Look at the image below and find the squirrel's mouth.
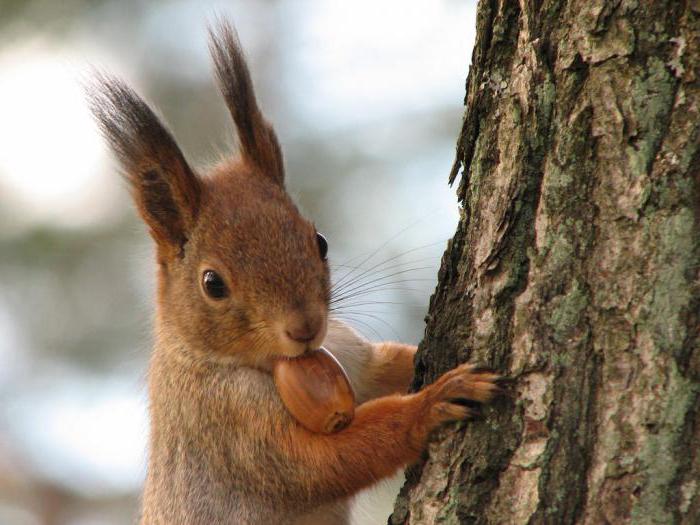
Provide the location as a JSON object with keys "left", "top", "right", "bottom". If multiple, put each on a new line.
{"left": 274, "top": 314, "right": 328, "bottom": 358}
{"left": 274, "top": 340, "right": 323, "bottom": 360}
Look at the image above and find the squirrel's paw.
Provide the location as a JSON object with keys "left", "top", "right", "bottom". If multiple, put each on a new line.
{"left": 410, "top": 364, "right": 502, "bottom": 446}
{"left": 430, "top": 364, "right": 501, "bottom": 406}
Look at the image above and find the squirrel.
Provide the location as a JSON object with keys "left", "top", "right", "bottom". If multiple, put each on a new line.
{"left": 89, "top": 19, "right": 500, "bottom": 525}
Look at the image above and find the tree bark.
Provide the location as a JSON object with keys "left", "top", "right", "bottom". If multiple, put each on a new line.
{"left": 391, "top": 1, "right": 700, "bottom": 523}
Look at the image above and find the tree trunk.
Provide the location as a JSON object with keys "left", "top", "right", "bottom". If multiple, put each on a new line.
{"left": 391, "top": 1, "right": 700, "bottom": 523}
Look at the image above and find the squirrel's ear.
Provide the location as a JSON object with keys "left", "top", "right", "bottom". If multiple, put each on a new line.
{"left": 208, "top": 20, "right": 284, "bottom": 185}
{"left": 89, "top": 75, "right": 201, "bottom": 256}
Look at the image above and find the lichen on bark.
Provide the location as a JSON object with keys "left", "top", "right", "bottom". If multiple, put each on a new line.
{"left": 391, "top": 1, "right": 700, "bottom": 523}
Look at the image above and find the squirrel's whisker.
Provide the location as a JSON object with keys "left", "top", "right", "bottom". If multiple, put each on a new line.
{"left": 330, "top": 314, "right": 383, "bottom": 341}
{"left": 332, "top": 268, "right": 434, "bottom": 298}
{"left": 331, "top": 239, "right": 447, "bottom": 291}
{"left": 331, "top": 281, "right": 434, "bottom": 305}
{"left": 330, "top": 259, "right": 437, "bottom": 298}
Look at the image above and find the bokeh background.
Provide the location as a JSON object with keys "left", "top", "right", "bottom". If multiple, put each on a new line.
{"left": 0, "top": 1, "right": 477, "bottom": 523}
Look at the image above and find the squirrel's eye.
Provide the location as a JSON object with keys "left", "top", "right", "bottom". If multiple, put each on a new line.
{"left": 202, "top": 270, "right": 228, "bottom": 299}
{"left": 316, "top": 232, "right": 328, "bottom": 261}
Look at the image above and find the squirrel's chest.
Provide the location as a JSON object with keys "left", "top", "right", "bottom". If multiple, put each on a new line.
{"left": 148, "top": 362, "right": 297, "bottom": 502}
{"left": 151, "top": 360, "right": 289, "bottom": 455}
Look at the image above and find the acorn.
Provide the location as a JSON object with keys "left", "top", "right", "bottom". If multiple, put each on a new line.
{"left": 273, "top": 347, "right": 355, "bottom": 434}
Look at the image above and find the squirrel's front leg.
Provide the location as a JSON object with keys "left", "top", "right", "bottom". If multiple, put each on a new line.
{"left": 365, "top": 342, "right": 416, "bottom": 396}
{"left": 277, "top": 364, "right": 499, "bottom": 505}
{"left": 324, "top": 320, "right": 416, "bottom": 402}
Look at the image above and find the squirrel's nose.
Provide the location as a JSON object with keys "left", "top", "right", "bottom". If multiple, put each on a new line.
{"left": 285, "top": 312, "right": 323, "bottom": 345}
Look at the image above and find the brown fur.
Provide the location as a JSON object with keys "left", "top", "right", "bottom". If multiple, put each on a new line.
{"left": 89, "top": 19, "right": 499, "bottom": 524}
{"left": 367, "top": 342, "right": 417, "bottom": 397}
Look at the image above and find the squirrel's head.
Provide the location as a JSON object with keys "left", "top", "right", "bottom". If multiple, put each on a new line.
{"left": 90, "top": 21, "right": 330, "bottom": 367}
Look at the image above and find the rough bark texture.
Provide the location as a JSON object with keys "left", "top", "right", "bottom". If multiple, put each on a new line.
{"left": 391, "top": 1, "right": 700, "bottom": 523}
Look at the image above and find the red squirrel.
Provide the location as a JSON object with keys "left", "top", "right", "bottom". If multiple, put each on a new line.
{"left": 90, "top": 20, "right": 500, "bottom": 525}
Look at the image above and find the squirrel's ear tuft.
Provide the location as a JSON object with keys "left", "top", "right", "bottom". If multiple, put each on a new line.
{"left": 88, "top": 74, "right": 201, "bottom": 256}
{"left": 208, "top": 19, "right": 284, "bottom": 185}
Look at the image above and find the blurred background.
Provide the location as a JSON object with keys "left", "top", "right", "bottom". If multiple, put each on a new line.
{"left": 0, "top": 0, "right": 477, "bottom": 523}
